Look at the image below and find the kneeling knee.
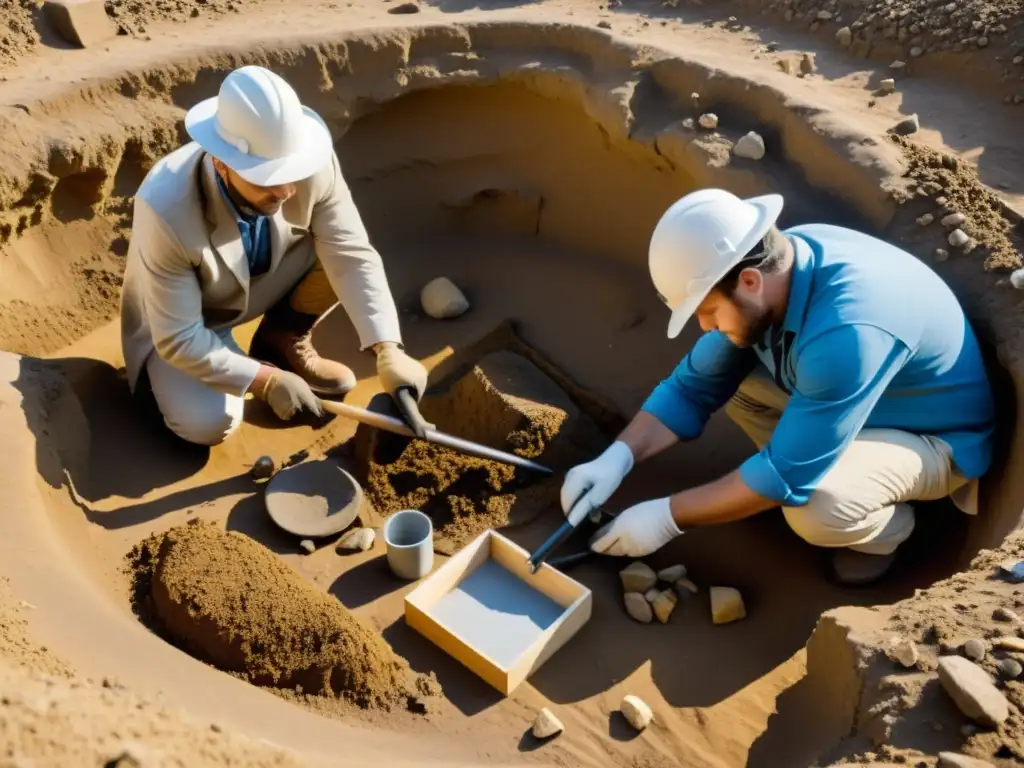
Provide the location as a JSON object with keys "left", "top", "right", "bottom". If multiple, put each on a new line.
{"left": 782, "top": 502, "right": 848, "bottom": 548}
{"left": 167, "top": 411, "right": 241, "bottom": 447}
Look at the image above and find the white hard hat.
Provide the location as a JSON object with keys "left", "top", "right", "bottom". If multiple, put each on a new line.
{"left": 649, "top": 188, "right": 784, "bottom": 339}
{"left": 184, "top": 65, "right": 333, "bottom": 187}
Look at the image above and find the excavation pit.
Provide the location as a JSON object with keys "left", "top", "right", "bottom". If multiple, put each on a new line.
{"left": 1, "top": 19, "right": 1023, "bottom": 768}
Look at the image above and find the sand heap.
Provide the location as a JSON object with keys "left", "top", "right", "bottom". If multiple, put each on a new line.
{"left": 128, "top": 520, "right": 440, "bottom": 712}
{"left": 355, "top": 350, "right": 607, "bottom": 555}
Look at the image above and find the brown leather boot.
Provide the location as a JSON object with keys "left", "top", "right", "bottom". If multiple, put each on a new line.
{"left": 249, "top": 307, "right": 356, "bottom": 397}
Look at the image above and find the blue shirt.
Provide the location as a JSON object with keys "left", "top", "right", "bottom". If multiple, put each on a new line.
{"left": 216, "top": 173, "right": 271, "bottom": 277}
{"left": 641, "top": 223, "right": 995, "bottom": 507}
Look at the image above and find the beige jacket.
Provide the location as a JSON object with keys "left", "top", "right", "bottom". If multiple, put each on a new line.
{"left": 120, "top": 142, "right": 401, "bottom": 396}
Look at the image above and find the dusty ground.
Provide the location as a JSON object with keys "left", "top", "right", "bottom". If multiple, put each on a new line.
{"left": 0, "top": 0, "right": 1022, "bottom": 767}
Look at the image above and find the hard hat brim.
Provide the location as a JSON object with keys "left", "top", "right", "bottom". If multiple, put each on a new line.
{"left": 665, "top": 192, "right": 784, "bottom": 339}
{"left": 184, "top": 97, "right": 334, "bottom": 187}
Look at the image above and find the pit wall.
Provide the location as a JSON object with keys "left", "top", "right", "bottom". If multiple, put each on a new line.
{"left": 0, "top": 21, "right": 1019, "bottom": 554}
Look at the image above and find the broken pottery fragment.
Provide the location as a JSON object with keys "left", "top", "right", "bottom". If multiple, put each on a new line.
{"left": 652, "top": 590, "right": 677, "bottom": 624}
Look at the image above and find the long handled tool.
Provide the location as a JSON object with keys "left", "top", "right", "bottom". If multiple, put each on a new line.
{"left": 318, "top": 392, "right": 553, "bottom": 475}
{"left": 527, "top": 507, "right": 608, "bottom": 573}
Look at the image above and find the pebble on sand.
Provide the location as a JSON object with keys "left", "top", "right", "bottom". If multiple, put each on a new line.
{"left": 733, "top": 132, "right": 766, "bottom": 160}
{"left": 937, "top": 656, "right": 1010, "bottom": 727}
{"left": 941, "top": 212, "right": 966, "bottom": 227}
{"left": 835, "top": 26, "right": 852, "bottom": 46}
{"left": 916, "top": 213, "right": 934, "bottom": 226}
{"left": 937, "top": 752, "right": 997, "bottom": 768}
{"left": 1009, "top": 268, "right": 1024, "bottom": 289}
{"left": 335, "top": 527, "right": 375, "bottom": 553}
{"left": 997, "top": 657, "right": 1022, "bottom": 680}
{"left": 887, "top": 637, "right": 919, "bottom": 668}
{"left": 652, "top": 590, "right": 678, "bottom": 624}
{"left": 644, "top": 588, "right": 662, "bottom": 603}
{"left": 963, "top": 638, "right": 986, "bottom": 662}
{"left": 387, "top": 1, "right": 421, "bottom": 12}
{"left": 880, "top": 78, "right": 896, "bottom": 94}
{"left": 889, "top": 114, "right": 920, "bottom": 136}
{"left": 698, "top": 112, "right": 719, "bottom": 130}
{"left": 675, "top": 577, "right": 699, "bottom": 595}
{"left": 996, "top": 636, "right": 1024, "bottom": 651}
{"left": 948, "top": 229, "right": 970, "bottom": 248}
{"left": 710, "top": 587, "right": 746, "bottom": 625}
{"left": 657, "top": 564, "right": 687, "bottom": 583}
{"left": 624, "top": 592, "right": 653, "bottom": 624}
{"left": 935, "top": 249, "right": 949, "bottom": 263}
{"left": 620, "top": 695, "right": 654, "bottom": 731}
{"left": 532, "top": 708, "right": 565, "bottom": 739}
{"left": 421, "top": 277, "right": 470, "bottom": 319}
{"left": 250, "top": 455, "right": 275, "bottom": 480}
{"left": 299, "top": 539, "right": 316, "bottom": 555}
{"left": 890, "top": 60, "right": 907, "bottom": 70}
{"left": 993, "top": 606, "right": 1021, "bottom": 623}
{"left": 620, "top": 562, "right": 658, "bottom": 593}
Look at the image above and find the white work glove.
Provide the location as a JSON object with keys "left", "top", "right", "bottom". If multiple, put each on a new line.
{"left": 589, "top": 497, "right": 682, "bottom": 557}
{"left": 560, "top": 441, "right": 635, "bottom": 526}
{"left": 260, "top": 369, "right": 324, "bottom": 421}
{"left": 375, "top": 342, "right": 429, "bottom": 400}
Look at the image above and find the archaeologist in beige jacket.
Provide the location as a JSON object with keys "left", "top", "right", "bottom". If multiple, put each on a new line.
{"left": 120, "top": 65, "right": 428, "bottom": 446}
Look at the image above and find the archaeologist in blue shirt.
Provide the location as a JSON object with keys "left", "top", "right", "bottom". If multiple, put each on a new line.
{"left": 560, "top": 188, "right": 996, "bottom": 585}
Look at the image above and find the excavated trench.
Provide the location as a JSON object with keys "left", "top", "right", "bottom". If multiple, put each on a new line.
{"left": 1, "top": 20, "right": 1023, "bottom": 768}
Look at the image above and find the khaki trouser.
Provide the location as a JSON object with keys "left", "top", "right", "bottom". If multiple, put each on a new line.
{"left": 725, "top": 366, "right": 975, "bottom": 556}
{"left": 144, "top": 263, "right": 337, "bottom": 446}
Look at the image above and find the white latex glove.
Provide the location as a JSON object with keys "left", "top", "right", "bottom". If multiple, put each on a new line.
{"left": 375, "top": 342, "right": 429, "bottom": 400}
{"left": 560, "top": 441, "right": 635, "bottom": 526}
{"left": 588, "top": 497, "right": 682, "bottom": 557}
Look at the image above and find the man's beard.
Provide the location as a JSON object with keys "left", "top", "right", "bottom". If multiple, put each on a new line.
{"left": 731, "top": 300, "right": 773, "bottom": 348}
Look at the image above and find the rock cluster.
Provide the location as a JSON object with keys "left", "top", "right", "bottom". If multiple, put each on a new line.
{"left": 619, "top": 561, "right": 745, "bottom": 626}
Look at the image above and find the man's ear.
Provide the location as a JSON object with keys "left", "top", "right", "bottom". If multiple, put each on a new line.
{"left": 737, "top": 267, "right": 764, "bottom": 295}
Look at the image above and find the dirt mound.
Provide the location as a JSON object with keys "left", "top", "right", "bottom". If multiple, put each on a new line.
{"left": 0, "top": 2, "right": 39, "bottom": 69}
{"left": 104, "top": 0, "right": 259, "bottom": 36}
{"left": 356, "top": 350, "right": 607, "bottom": 554}
{"left": 127, "top": 520, "right": 441, "bottom": 712}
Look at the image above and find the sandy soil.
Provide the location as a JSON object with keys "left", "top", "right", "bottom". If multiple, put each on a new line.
{"left": 0, "top": 1, "right": 1023, "bottom": 767}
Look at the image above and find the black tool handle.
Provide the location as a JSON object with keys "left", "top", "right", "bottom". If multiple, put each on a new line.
{"left": 394, "top": 386, "right": 433, "bottom": 439}
{"left": 527, "top": 518, "right": 576, "bottom": 572}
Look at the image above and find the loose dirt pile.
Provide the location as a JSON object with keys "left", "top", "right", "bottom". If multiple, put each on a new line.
{"left": 127, "top": 520, "right": 441, "bottom": 712}
{"left": 104, "top": 0, "right": 260, "bottom": 36}
{"left": 356, "top": 350, "right": 607, "bottom": 555}
{"left": 0, "top": 2, "right": 40, "bottom": 69}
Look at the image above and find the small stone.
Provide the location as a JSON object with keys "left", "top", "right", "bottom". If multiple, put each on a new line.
{"left": 948, "top": 229, "right": 969, "bottom": 247}
{"left": 941, "top": 212, "right": 966, "bottom": 227}
{"left": 890, "top": 114, "right": 920, "bottom": 135}
{"left": 644, "top": 588, "right": 661, "bottom": 603}
{"left": 817, "top": 9, "right": 832, "bottom": 20}
{"left": 420, "top": 277, "right": 469, "bottom": 319}
{"left": 1008, "top": 269, "right": 1024, "bottom": 289}
{"left": 620, "top": 694, "right": 654, "bottom": 731}
{"left": 698, "top": 112, "right": 719, "bottom": 130}
{"left": 596, "top": 20, "right": 612, "bottom": 29}
{"left": 935, "top": 248, "right": 949, "bottom": 262}
{"left": 890, "top": 60, "right": 907, "bottom": 70}
{"left": 996, "top": 636, "right": 1024, "bottom": 651}
{"left": 994, "top": 607, "right": 1020, "bottom": 623}
{"left": 690, "top": 92, "right": 700, "bottom": 101}
{"left": 652, "top": 590, "right": 678, "bottom": 624}
{"left": 1014, "top": 56, "right": 1024, "bottom": 65}
{"left": 710, "top": 586, "right": 746, "bottom": 625}
{"left": 336, "top": 527, "right": 375, "bottom": 553}
{"left": 937, "top": 753, "right": 996, "bottom": 768}
{"left": 250, "top": 456, "right": 275, "bottom": 479}
{"left": 387, "top": 1, "right": 420, "bottom": 12}
{"left": 917, "top": 213, "right": 935, "bottom": 226}
{"left": 964, "top": 638, "right": 986, "bottom": 661}
{"left": 998, "top": 657, "right": 1022, "bottom": 680}
{"left": 935, "top": 196, "right": 948, "bottom": 206}
{"left": 733, "top": 131, "right": 766, "bottom": 160}
{"left": 910, "top": 46, "right": 923, "bottom": 57}
{"left": 675, "top": 577, "right": 699, "bottom": 595}
{"left": 880, "top": 78, "right": 896, "bottom": 93}
{"left": 657, "top": 565, "right": 687, "bottom": 582}
{"left": 532, "top": 707, "right": 565, "bottom": 739}
{"left": 888, "top": 638, "right": 920, "bottom": 668}
{"left": 836, "top": 26, "right": 852, "bottom": 46}
{"left": 624, "top": 592, "right": 653, "bottom": 623}
{"left": 977, "top": 36, "right": 989, "bottom": 48}
{"left": 941, "top": 154, "right": 959, "bottom": 170}
{"left": 681, "top": 117, "right": 695, "bottom": 129}
{"left": 299, "top": 539, "right": 316, "bottom": 555}
{"left": 937, "top": 656, "right": 1010, "bottom": 727}
{"left": 620, "top": 562, "right": 658, "bottom": 593}
{"left": 800, "top": 52, "right": 817, "bottom": 75}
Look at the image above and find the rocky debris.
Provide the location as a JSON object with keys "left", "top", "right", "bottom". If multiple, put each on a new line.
{"left": 624, "top": 593, "right": 653, "bottom": 623}
{"left": 250, "top": 455, "right": 275, "bottom": 480}
{"left": 963, "top": 638, "right": 986, "bottom": 662}
{"left": 995, "top": 636, "right": 1024, "bottom": 651}
{"left": 644, "top": 588, "right": 661, "bottom": 603}
{"left": 997, "top": 657, "right": 1022, "bottom": 680}
{"left": 916, "top": 213, "right": 934, "bottom": 226}
{"left": 43, "top": 0, "right": 117, "bottom": 48}
{"left": 657, "top": 564, "right": 686, "bottom": 583}
{"left": 299, "top": 539, "right": 315, "bottom": 555}
{"left": 733, "top": 132, "right": 766, "bottom": 160}
{"left": 620, "top": 695, "right": 653, "bottom": 731}
{"left": 910, "top": 46, "right": 924, "bottom": 57}
{"left": 937, "top": 753, "right": 996, "bottom": 768}
{"left": 936, "top": 656, "right": 1010, "bottom": 727}
{"left": 387, "top": 1, "right": 420, "bottom": 12}
{"left": 800, "top": 52, "right": 817, "bottom": 75}
{"left": 710, "top": 587, "right": 746, "bottom": 625}
{"left": 531, "top": 707, "right": 564, "bottom": 739}
{"left": 675, "top": 577, "right": 699, "bottom": 595}
{"left": 887, "top": 637, "right": 920, "bottom": 668}
{"left": 651, "top": 590, "right": 677, "bottom": 624}
{"left": 942, "top": 212, "right": 967, "bottom": 228}
{"left": 880, "top": 78, "right": 896, "bottom": 94}
{"left": 698, "top": 113, "right": 719, "bottom": 130}
{"left": 620, "top": 562, "right": 657, "bottom": 593}
{"left": 890, "top": 114, "right": 920, "bottom": 136}
{"left": 948, "top": 229, "right": 970, "bottom": 248}
{"left": 1009, "top": 268, "right": 1024, "bottom": 289}
{"left": 935, "top": 248, "right": 950, "bottom": 262}
{"left": 420, "top": 277, "right": 469, "bottom": 319}
{"left": 836, "top": 26, "right": 852, "bottom": 46}
{"left": 336, "top": 527, "right": 375, "bottom": 553}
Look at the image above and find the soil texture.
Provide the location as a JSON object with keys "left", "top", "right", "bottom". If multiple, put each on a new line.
{"left": 127, "top": 520, "right": 441, "bottom": 711}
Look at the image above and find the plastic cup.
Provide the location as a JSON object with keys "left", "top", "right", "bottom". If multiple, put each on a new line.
{"left": 383, "top": 509, "right": 433, "bottom": 580}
